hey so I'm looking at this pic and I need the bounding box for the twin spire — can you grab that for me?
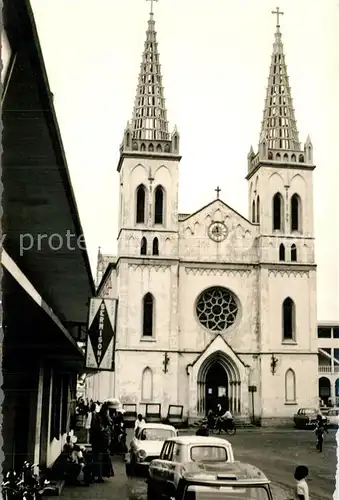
[122,4,313,166]
[259,7,301,151]
[131,0,170,141]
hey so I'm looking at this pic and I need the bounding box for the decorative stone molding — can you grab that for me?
[128,263,170,272]
[185,268,252,277]
[268,269,309,278]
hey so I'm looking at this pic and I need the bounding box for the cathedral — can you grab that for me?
[92,6,319,424]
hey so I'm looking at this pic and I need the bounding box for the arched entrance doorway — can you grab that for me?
[205,362,228,413]
[319,377,331,406]
[197,350,241,416]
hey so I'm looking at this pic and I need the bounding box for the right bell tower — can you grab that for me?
[246,7,319,422]
[246,7,316,266]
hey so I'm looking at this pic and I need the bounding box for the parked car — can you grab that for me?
[293,408,327,429]
[148,459,273,500]
[125,423,177,476]
[326,408,339,427]
[147,435,235,498]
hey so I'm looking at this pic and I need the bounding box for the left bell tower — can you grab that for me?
[117,1,181,259]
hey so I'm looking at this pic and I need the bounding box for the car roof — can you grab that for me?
[164,435,232,446]
[187,461,269,483]
[138,423,176,431]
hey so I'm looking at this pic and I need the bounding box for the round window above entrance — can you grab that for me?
[196,287,239,332]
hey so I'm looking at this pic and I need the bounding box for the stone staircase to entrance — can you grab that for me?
[233,416,256,428]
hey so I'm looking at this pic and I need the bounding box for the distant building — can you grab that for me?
[2,0,95,470]
[317,322,339,406]
[92,8,319,425]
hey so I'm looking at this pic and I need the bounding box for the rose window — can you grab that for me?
[196,287,238,332]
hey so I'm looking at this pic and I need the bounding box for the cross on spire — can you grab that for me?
[215,186,221,199]
[272,6,284,28]
[147,0,158,15]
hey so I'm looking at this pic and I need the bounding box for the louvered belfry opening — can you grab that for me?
[260,27,301,151]
[131,13,169,141]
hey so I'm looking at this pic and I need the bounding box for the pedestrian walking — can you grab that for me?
[293,465,309,500]
[314,414,328,452]
[89,402,114,482]
[85,402,96,443]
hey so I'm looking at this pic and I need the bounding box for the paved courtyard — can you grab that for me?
[56,427,338,500]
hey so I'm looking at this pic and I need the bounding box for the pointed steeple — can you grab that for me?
[259,7,301,152]
[247,8,315,176]
[118,1,180,163]
[131,5,169,141]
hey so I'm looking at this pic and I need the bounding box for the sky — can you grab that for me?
[30,0,339,321]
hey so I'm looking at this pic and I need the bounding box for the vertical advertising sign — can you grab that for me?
[85,298,118,371]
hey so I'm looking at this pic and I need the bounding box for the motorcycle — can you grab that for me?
[2,462,51,500]
[203,414,237,436]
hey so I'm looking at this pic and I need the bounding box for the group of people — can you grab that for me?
[54,399,128,485]
[88,399,129,483]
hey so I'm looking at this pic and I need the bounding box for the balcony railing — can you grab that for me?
[319,366,339,374]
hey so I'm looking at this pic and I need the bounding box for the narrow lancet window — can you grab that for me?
[154,186,164,224]
[273,193,283,230]
[152,237,159,255]
[136,185,146,223]
[143,293,154,337]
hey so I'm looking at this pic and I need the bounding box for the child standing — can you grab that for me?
[294,465,309,500]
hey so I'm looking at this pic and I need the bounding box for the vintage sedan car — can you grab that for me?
[125,423,177,475]
[293,408,327,429]
[148,459,273,500]
[147,435,235,498]
[326,408,339,427]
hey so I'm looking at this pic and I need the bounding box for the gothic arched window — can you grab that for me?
[143,293,154,337]
[141,367,153,401]
[285,369,296,402]
[140,237,147,255]
[252,200,255,223]
[273,193,283,230]
[282,297,295,341]
[279,243,285,261]
[154,186,164,224]
[256,196,260,223]
[291,194,301,232]
[152,237,159,256]
[291,243,297,262]
[136,185,146,223]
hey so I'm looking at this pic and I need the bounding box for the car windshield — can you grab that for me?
[139,428,175,441]
[190,446,228,462]
[305,409,316,414]
[183,485,270,499]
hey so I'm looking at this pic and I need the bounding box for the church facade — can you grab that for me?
[92,8,319,424]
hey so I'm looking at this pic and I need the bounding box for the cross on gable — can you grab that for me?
[215,186,221,199]
[272,6,284,27]
[147,0,158,15]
